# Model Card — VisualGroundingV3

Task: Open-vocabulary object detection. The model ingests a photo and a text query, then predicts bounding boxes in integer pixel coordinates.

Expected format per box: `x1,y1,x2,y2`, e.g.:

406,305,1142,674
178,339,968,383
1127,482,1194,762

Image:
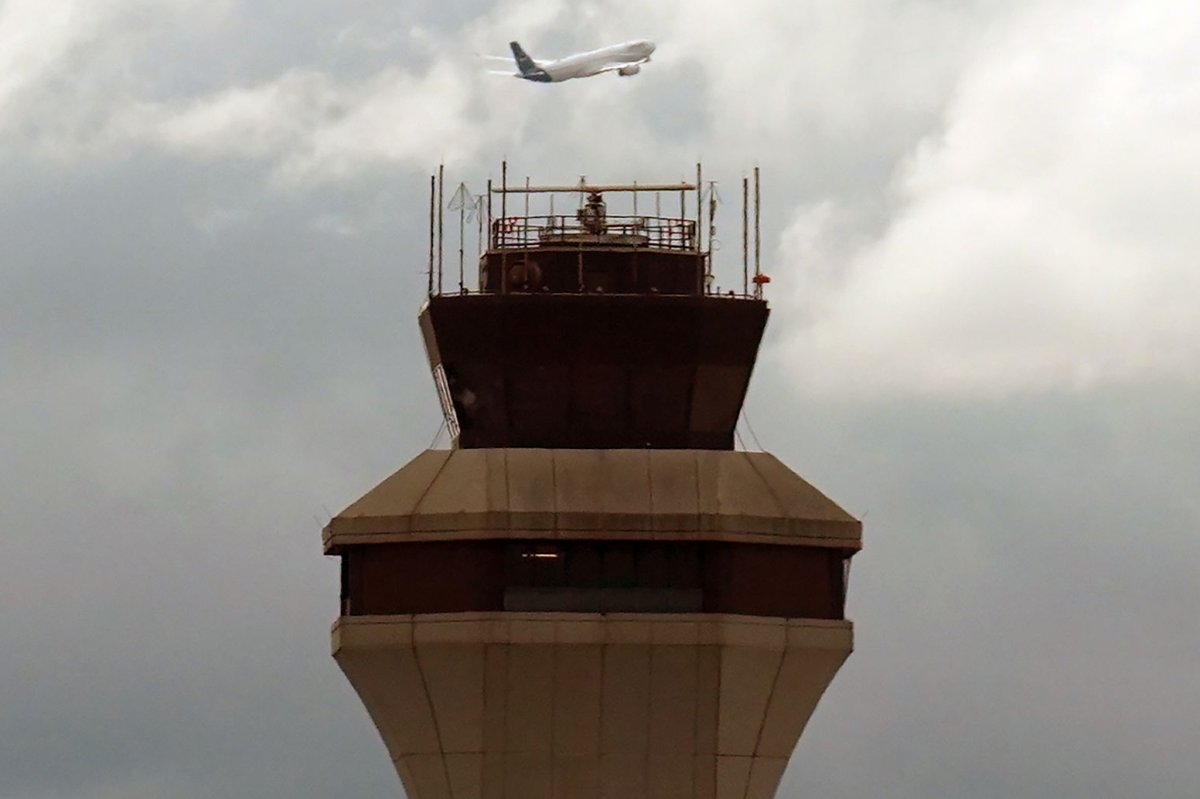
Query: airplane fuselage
542,40,655,81
510,39,655,83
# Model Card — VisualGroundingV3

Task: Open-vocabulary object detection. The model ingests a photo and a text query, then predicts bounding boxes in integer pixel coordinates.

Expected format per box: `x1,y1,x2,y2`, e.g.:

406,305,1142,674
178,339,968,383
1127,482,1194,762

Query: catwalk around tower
324,165,862,799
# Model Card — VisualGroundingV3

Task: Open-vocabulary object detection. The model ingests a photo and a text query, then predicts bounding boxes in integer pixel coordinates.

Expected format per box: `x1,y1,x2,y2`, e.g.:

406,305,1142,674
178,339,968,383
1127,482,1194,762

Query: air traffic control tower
323,165,862,799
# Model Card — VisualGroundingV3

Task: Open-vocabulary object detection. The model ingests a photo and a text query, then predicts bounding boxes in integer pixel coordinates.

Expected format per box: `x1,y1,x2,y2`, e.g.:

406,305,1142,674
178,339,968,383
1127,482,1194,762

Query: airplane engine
617,64,641,76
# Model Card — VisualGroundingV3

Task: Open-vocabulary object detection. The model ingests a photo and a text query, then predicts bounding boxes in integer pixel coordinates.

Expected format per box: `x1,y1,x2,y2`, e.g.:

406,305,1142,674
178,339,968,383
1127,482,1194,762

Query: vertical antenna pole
696,162,703,293
576,179,585,289
428,174,435,297
632,180,638,216
678,186,685,249
753,166,761,299
477,194,484,275
524,175,530,255
500,160,508,294
485,178,494,293
437,164,444,295
458,193,465,294
707,179,717,281
742,176,749,297
501,160,508,227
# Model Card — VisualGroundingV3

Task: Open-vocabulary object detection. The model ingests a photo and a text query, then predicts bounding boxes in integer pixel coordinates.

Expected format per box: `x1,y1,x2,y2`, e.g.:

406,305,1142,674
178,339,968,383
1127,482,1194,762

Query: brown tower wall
420,295,767,450
480,247,705,295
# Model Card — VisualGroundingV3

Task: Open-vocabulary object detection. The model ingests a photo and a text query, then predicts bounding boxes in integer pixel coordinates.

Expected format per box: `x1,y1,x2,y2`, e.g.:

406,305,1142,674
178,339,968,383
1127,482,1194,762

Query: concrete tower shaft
334,615,848,799
326,169,861,799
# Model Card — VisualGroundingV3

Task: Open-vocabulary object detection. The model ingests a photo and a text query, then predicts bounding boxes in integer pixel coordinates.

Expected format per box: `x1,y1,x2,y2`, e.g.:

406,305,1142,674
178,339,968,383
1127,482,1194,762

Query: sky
2,0,1198,796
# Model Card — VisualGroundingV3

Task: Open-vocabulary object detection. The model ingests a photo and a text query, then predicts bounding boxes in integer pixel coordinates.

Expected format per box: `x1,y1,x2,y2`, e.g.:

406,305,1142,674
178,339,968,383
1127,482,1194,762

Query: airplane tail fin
509,41,540,77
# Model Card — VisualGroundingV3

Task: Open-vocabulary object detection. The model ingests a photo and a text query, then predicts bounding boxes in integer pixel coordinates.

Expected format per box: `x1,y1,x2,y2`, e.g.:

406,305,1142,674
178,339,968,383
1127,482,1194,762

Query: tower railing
491,215,697,251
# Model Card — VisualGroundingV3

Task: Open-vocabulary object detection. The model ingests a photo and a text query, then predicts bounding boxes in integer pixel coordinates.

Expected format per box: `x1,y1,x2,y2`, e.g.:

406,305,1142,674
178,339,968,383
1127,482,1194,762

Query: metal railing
491,215,697,251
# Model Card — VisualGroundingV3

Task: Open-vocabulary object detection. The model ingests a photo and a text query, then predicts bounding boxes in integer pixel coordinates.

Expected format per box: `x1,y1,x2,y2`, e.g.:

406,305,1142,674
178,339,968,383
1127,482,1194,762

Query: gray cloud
2,1,1197,797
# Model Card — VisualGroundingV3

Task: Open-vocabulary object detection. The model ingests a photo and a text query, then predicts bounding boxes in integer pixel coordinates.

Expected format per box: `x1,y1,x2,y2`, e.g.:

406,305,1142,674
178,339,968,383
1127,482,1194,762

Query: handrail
490,214,697,251
493,182,696,194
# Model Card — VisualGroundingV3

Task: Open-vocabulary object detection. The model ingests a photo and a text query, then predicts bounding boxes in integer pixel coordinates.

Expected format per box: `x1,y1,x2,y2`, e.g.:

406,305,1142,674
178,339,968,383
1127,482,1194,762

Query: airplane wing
594,63,631,73
592,57,650,74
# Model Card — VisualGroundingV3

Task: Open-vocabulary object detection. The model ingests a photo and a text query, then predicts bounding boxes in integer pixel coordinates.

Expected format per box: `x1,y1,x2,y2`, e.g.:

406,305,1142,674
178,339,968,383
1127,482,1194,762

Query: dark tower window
338,540,847,619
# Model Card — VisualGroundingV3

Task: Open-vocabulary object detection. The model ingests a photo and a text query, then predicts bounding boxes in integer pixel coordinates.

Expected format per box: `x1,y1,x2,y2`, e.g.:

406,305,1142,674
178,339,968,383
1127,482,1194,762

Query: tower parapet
326,165,860,799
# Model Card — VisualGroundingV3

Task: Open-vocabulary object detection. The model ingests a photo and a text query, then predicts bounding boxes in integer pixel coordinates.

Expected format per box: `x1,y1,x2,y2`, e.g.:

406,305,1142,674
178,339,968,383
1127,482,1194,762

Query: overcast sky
2,0,1198,797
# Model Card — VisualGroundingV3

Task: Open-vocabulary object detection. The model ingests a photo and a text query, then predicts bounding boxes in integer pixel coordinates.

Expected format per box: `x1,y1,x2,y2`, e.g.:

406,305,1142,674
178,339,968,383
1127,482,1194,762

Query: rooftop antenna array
426,160,765,298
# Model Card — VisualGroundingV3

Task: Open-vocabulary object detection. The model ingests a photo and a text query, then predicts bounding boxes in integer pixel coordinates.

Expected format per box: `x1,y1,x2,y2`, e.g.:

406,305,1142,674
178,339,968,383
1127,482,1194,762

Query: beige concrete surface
334,613,852,799
324,449,861,551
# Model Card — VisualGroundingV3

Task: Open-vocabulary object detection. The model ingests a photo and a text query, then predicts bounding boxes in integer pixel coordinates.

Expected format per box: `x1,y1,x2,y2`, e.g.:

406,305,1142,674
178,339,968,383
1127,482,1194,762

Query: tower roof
323,448,860,553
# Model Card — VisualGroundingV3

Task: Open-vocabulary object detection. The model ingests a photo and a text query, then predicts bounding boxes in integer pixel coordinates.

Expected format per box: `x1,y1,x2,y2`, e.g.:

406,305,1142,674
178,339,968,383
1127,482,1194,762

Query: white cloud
0,0,233,158
147,70,338,159
0,0,84,115
132,43,489,182
280,61,477,182
0,0,569,180
777,0,1200,397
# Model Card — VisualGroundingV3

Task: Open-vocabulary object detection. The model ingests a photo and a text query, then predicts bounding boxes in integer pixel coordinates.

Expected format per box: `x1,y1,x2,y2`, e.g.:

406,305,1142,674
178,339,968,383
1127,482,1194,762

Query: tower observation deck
324,164,862,799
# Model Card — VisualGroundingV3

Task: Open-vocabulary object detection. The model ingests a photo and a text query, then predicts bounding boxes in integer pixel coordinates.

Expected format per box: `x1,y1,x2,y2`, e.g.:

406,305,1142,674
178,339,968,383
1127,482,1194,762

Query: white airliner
492,39,656,83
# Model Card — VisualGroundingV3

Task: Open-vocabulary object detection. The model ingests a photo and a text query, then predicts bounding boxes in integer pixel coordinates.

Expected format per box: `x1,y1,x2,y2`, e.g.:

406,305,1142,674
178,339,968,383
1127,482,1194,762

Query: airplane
489,39,656,83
